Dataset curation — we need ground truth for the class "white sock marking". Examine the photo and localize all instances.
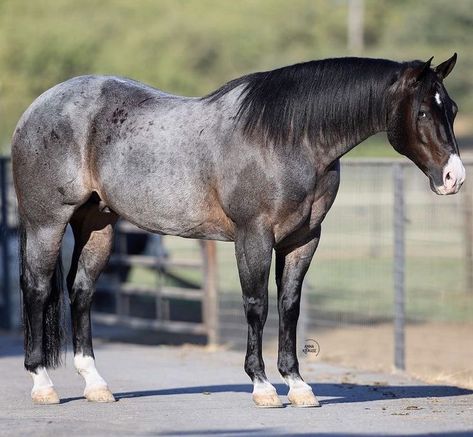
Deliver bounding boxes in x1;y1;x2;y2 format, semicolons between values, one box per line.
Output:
435;92;442;106
253;379;277;394
29;367;54;394
74;353;108;391
284;375;312;392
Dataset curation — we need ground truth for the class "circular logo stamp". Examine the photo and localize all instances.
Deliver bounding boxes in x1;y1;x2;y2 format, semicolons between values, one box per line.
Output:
302;338;320;356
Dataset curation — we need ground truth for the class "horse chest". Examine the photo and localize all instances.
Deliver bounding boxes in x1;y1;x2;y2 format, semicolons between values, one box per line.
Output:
275;161;340;246
308;161;341;228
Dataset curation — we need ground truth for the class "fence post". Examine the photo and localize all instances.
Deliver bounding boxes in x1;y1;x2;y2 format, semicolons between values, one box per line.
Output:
0;158;11;330
393;163;406;371
201;240;219;347
463;180;473;293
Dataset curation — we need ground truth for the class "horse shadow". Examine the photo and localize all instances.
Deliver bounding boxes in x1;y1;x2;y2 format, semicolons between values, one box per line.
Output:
61;382;472;405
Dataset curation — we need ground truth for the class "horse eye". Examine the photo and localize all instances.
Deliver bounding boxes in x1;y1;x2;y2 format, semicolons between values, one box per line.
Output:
418;111;427;119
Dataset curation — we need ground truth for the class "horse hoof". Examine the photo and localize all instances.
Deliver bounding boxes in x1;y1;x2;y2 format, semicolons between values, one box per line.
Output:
84;386;116;403
252;390;283;408
32;387;60;405
288;388;320;407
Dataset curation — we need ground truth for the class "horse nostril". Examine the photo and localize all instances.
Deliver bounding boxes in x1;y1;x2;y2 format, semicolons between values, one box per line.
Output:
441;154;465;193
444;171;456;189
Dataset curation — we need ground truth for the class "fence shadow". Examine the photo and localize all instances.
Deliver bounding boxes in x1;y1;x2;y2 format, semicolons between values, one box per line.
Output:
0;332;23;357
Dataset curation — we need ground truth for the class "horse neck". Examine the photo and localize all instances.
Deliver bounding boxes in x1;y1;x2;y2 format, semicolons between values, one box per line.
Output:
314;74;394;166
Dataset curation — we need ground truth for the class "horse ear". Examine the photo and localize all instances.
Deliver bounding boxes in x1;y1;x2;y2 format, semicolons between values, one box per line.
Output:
413;56;434;84
434;53;457;80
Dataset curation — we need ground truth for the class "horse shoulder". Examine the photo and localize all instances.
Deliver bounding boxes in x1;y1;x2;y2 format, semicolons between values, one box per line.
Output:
309;160;341;228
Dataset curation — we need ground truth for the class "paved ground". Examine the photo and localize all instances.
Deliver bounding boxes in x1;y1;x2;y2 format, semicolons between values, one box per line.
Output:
1;334;472;436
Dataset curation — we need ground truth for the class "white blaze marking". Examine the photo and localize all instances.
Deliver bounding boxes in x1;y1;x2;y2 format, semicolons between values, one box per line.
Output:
29;367;54;394
74;353;108;390
446;154;466;184
435;92;442;106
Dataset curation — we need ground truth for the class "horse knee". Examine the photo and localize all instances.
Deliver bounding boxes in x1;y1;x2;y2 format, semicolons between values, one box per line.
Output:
243;296;267;325
21;268;51;299
70;279;95;310
22;284;50;306
279;294;301;321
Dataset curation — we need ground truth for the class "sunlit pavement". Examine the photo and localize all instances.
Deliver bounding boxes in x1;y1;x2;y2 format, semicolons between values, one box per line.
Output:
1;334;472;437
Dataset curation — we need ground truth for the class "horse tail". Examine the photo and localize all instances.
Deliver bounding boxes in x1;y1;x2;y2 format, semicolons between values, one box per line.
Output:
19;221;66;369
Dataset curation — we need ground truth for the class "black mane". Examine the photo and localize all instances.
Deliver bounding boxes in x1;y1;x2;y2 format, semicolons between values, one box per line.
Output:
206;57;417;148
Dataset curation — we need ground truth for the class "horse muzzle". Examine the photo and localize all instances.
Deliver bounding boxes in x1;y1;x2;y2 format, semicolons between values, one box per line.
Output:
431;154;466;195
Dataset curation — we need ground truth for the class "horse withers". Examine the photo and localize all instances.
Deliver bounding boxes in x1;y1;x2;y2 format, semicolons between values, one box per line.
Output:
12;54;464;407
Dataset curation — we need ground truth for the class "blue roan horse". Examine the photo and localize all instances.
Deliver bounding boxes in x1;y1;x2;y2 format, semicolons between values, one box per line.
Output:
12;54;464;407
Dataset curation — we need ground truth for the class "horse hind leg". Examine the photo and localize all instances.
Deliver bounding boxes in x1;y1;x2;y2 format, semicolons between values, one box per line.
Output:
67;200;118;402
19;209;74;405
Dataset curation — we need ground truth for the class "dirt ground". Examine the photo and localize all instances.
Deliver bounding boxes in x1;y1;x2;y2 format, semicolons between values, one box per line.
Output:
302;322;473;390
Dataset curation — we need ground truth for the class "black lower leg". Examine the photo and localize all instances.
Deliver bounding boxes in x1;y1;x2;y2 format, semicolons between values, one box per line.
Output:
67;241;93;357
276;234;320;379
20;223;67;372
23;280;50;372
243;292;268;382
68;275;95;357
276;278;301;379
235;224;273;383
67;205;117;358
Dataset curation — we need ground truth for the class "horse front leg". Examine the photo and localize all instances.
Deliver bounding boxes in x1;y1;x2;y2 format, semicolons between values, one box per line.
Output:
235;222;281;408
275;228;321;407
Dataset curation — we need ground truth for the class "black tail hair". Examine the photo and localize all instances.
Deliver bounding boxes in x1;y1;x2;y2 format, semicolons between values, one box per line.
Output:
19;222;65;370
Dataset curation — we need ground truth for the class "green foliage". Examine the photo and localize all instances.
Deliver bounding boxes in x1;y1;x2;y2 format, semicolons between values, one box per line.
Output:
0;0;472;153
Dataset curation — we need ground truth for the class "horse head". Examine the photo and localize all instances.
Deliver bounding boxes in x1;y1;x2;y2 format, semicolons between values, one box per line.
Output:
387;53;465;195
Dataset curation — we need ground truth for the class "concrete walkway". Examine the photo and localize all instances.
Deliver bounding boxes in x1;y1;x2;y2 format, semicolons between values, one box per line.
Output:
0;335;472;436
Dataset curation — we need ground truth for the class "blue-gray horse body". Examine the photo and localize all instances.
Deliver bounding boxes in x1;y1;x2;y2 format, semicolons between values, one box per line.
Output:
12;55;463;407
14;75;329;244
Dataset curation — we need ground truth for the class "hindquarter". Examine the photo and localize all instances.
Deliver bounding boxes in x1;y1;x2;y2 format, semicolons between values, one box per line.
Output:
11;76;106;223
